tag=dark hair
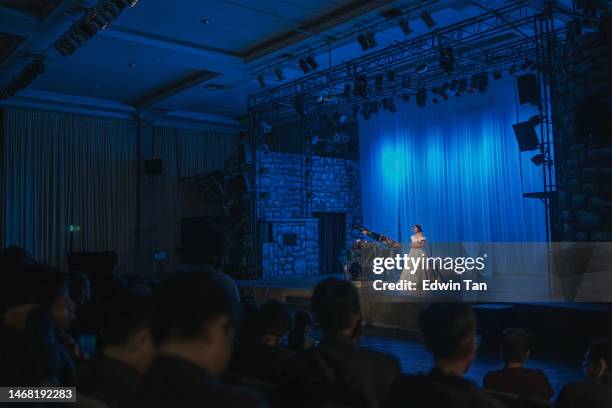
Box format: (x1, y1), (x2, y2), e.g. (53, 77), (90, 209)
(9, 264), (68, 307)
(413, 224), (423, 232)
(500, 327), (531, 363)
(152, 269), (238, 345)
(254, 300), (291, 337)
(587, 338), (612, 369)
(311, 278), (360, 334)
(419, 303), (476, 360)
(101, 287), (154, 346)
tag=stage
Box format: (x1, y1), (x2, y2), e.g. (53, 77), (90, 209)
(237, 275), (612, 338)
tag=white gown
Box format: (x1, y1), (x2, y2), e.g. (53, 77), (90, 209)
(399, 234), (431, 289)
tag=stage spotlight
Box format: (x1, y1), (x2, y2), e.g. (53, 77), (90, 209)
(274, 67), (284, 81)
(298, 58), (310, 74)
(257, 74), (266, 88)
(375, 74), (384, 93)
(382, 98), (397, 113)
(477, 72), (489, 93)
(353, 74), (367, 98)
(306, 54), (319, 70)
(357, 33), (369, 51)
(310, 136), (319, 145)
(416, 88), (427, 107)
(420, 10), (436, 29)
(342, 133), (349, 142)
(333, 132), (342, 143)
(360, 103), (371, 119)
(332, 111), (347, 124)
(531, 153), (545, 166)
(398, 15), (413, 36)
(415, 62), (428, 74)
(343, 83), (352, 98)
(365, 30), (377, 49)
(294, 94), (305, 116)
(493, 71), (503, 80)
(439, 46), (455, 75)
(2, 58), (45, 98)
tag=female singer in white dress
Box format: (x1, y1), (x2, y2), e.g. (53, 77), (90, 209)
(400, 224), (430, 288)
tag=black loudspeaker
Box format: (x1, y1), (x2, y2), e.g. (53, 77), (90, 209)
(180, 217), (224, 264)
(512, 121), (540, 152)
(144, 159), (163, 175)
(516, 74), (539, 105)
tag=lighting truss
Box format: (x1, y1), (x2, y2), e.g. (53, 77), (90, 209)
(247, 1), (552, 114)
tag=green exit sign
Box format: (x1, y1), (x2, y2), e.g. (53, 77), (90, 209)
(68, 225), (81, 232)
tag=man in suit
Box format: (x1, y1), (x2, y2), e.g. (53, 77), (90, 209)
(139, 269), (266, 407)
(387, 303), (503, 408)
(281, 278), (401, 408)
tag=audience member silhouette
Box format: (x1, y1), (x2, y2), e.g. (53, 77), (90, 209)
(483, 327), (553, 400)
(139, 269), (266, 407)
(288, 310), (314, 351)
(77, 287), (156, 408)
(556, 338), (612, 408)
(229, 300), (293, 383)
(1, 263), (76, 386)
(281, 278), (401, 408)
(387, 303), (503, 408)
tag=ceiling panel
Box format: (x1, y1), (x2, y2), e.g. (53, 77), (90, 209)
(30, 35), (201, 104)
(0, 0), (62, 19)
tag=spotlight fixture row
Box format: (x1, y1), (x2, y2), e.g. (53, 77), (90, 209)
(0, 58), (45, 100)
(55, 0), (139, 57)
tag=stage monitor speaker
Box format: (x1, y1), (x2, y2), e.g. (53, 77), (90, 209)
(144, 159), (163, 175)
(512, 121), (540, 152)
(180, 217), (224, 264)
(516, 74), (539, 105)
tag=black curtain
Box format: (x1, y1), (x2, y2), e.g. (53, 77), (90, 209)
(316, 212), (346, 275)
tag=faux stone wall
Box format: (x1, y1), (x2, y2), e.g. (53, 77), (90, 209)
(258, 151), (362, 278)
(552, 14), (612, 241)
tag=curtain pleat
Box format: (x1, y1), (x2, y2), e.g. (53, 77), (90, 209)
(151, 126), (236, 273)
(2, 109), (137, 273)
(359, 79), (546, 242)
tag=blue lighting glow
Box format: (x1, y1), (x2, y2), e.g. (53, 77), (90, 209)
(359, 79), (546, 242)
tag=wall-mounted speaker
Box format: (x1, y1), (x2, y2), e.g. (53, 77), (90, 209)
(516, 74), (539, 105)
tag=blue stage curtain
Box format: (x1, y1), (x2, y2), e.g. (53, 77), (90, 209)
(358, 79), (546, 242)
